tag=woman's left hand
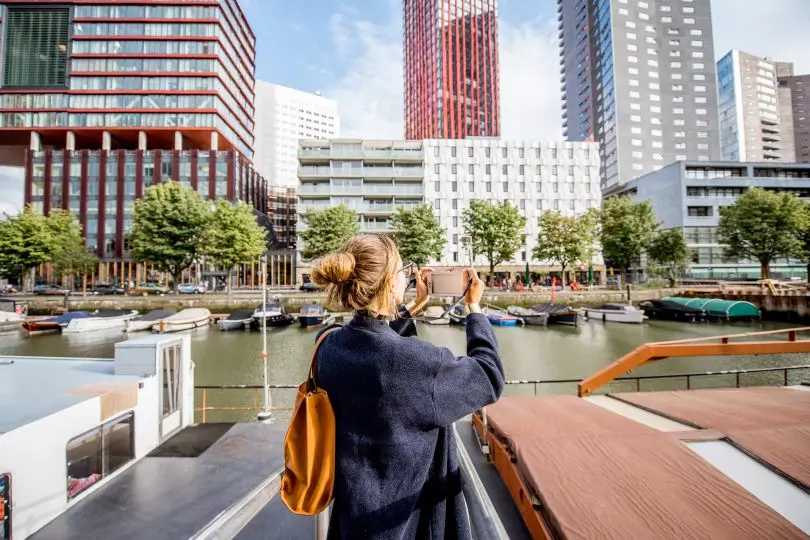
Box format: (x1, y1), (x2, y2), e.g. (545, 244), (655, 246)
(415, 268), (432, 304)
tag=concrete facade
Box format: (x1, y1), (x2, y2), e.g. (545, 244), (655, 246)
(717, 50), (796, 162)
(253, 83), (339, 187)
(781, 74), (810, 163)
(559, 0), (721, 192)
(616, 161), (810, 279)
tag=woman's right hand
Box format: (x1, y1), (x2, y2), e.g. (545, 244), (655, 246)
(463, 268), (485, 305)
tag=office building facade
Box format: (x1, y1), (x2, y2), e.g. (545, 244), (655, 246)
(0, 0), (255, 158)
(781, 74), (810, 162)
(403, 0), (500, 140)
(616, 161), (810, 279)
(559, 0), (721, 193)
(717, 50), (795, 162)
(253, 82), (339, 187)
(423, 139), (602, 275)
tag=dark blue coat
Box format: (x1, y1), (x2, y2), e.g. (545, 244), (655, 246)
(316, 311), (504, 539)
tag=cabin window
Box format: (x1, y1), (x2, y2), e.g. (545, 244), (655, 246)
(1, 473), (10, 540)
(66, 412), (134, 500)
(162, 345), (181, 419)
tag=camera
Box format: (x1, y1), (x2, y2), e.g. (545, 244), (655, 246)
(429, 271), (468, 296)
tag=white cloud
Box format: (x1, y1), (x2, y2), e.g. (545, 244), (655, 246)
(711, 0), (810, 72)
(0, 166), (24, 216)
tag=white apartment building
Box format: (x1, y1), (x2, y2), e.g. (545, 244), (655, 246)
(423, 139), (602, 272)
(254, 82), (339, 187)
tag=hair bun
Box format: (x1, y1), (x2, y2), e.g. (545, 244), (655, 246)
(311, 252), (356, 286)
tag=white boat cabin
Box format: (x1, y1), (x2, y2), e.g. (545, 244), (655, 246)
(0, 335), (194, 539)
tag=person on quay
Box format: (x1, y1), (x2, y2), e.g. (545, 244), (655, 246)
(310, 233), (504, 540)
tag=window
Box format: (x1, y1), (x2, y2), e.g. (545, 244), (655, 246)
(468, 147), (474, 157)
(452, 199), (458, 210)
(683, 5), (694, 12)
(696, 108), (707, 115)
(434, 200), (441, 210)
(520, 182), (525, 193)
(688, 206), (712, 217)
(630, 91), (641, 98)
(536, 165), (541, 175)
(568, 166), (575, 176)
(648, 59), (659, 67)
(631, 127), (642, 134)
(629, 67), (639, 75)
(468, 181), (474, 192)
(628, 55), (638, 63)
(537, 200), (543, 210)
(619, 7), (629, 14)
(627, 32), (637, 40)
(502, 147), (508, 158)
(485, 164), (491, 175)
(502, 182), (508, 193)
(630, 103), (641, 110)
(453, 252), (458, 263)
(567, 148), (574, 159)
(519, 148), (525, 158)
(695, 85), (706, 92)
(639, 12), (649, 20)
(670, 50), (681, 57)
(693, 73), (706, 81)
(661, 4), (671, 11)
(519, 165), (525, 176)
(627, 43), (638, 52)
(451, 181), (458, 192)
(684, 17), (695, 24)
(631, 115), (642, 122)
(486, 182), (492, 192)
(502, 165), (508, 175)
(451, 147), (456, 157)
(554, 200), (560, 210)
(451, 164), (457, 174)
(632, 139), (643, 146)
(633, 151), (643, 158)
(520, 200), (526, 210)
(553, 182), (559, 193)
(629, 79), (640, 86)
(66, 413), (134, 500)
(453, 216), (458, 227)
(434, 181), (440, 192)
(433, 147), (440, 157)
(633, 164), (644, 171)
(692, 62), (704, 69)
(453, 233), (458, 244)
(692, 51), (704, 58)
(569, 200), (576, 210)
(468, 164), (474, 174)
(689, 29), (701, 36)
(569, 183), (575, 193)
(691, 40), (703, 47)
(674, 107), (684, 114)
(626, 21), (636, 29)
(433, 164), (439, 174)
(671, 61), (682, 68)
(485, 147), (491, 158)
(661, 16), (671, 22)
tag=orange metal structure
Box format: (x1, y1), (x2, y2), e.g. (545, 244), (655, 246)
(578, 327), (810, 397)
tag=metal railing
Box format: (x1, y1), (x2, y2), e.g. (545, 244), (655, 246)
(194, 364), (810, 422)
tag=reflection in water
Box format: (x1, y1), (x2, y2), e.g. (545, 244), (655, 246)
(1, 318), (808, 420)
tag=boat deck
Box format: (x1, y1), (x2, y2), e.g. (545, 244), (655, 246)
(473, 387), (810, 538)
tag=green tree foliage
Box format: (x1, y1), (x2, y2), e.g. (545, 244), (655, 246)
(648, 229), (691, 287)
(600, 196), (658, 281)
(130, 182), (211, 286)
(797, 201), (810, 281)
(390, 204), (446, 266)
(0, 206), (90, 289)
(462, 200), (527, 277)
(204, 200), (267, 293)
(718, 187), (809, 279)
(533, 211), (595, 286)
(300, 205), (359, 261)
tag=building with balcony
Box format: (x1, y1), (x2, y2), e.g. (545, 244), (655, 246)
(424, 139), (603, 279)
(559, 0), (721, 192)
(0, 0), (256, 163)
(615, 161), (810, 279)
(718, 50), (795, 162)
(253, 82), (339, 187)
(781, 72), (810, 163)
(403, 0), (500, 139)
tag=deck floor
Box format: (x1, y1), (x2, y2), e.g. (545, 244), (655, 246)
(482, 392), (808, 539)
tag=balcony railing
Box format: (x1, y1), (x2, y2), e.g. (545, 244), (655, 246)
(363, 204), (395, 213)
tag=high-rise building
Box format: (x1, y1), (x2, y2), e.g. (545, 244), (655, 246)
(559, 0), (721, 193)
(403, 0), (500, 140)
(781, 74), (810, 162)
(253, 82), (339, 187)
(0, 0), (255, 158)
(717, 51), (795, 162)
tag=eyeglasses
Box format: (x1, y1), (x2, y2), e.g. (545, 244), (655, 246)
(398, 261), (416, 277)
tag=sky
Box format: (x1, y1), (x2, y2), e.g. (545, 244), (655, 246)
(2, 0), (810, 213)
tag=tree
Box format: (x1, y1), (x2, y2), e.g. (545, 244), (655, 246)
(390, 204), (446, 266)
(600, 196), (658, 282)
(462, 200), (527, 277)
(648, 229), (691, 287)
(130, 182), (211, 287)
(798, 201), (810, 281)
(0, 206), (88, 290)
(718, 187), (809, 279)
(300, 205), (359, 261)
(203, 200), (267, 293)
(533, 211), (594, 287)
(52, 238), (98, 293)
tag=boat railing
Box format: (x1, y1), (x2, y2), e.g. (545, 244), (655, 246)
(578, 326), (810, 396)
(195, 384), (297, 423)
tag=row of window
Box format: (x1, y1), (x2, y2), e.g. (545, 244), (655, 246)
(433, 180), (594, 194)
(71, 58), (216, 74)
(75, 4), (216, 19)
(432, 146), (591, 160)
(432, 198), (597, 211)
(432, 163), (595, 176)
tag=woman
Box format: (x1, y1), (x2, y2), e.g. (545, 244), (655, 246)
(311, 233), (504, 540)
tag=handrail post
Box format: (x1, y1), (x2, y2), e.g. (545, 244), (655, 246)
(201, 388), (207, 423)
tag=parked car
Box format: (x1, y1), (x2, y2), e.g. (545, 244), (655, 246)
(132, 282), (169, 296)
(90, 283), (126, 295)
(177, 282), (206, 294)
(299, 282), (320, 292)
(32, 284), (71, 296)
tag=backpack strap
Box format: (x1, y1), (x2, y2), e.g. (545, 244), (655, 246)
(308, 326), (341, 391)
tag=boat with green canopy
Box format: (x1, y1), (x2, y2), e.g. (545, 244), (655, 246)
(663, 297), (761, 321)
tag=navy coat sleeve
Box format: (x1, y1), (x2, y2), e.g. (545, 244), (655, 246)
(431, 313), (504, 427)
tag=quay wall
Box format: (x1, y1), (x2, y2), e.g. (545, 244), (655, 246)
(20, 288), (680, 314)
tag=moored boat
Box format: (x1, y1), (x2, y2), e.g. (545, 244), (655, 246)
(420, 305), (450, 325)
(0, 299), (25, 333)
(663, 297), (761, 321)
(581, 303), (645, 324)
(296, 304), (334, 329)
(152, 308), (211, 333)
(250, 302), (293, 330)
(531, 304), (579, 326)
(125, 309), (177, 333)
(482, 305), (522, 326)
(22, 312), (92, 335)
(639, 299), (709, 322)
(218, 310), (254, 331)
(63, 310), (139, 334)
(507, 306), (549, 326)
(447, 304), (467, 325)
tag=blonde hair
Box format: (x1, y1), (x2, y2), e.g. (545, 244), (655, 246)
(311, 234), (400, 319)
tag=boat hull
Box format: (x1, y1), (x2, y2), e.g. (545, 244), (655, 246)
(507, 307), (549, 326)
(251, 314), (293, 330)
(63, 311), (138, 334)
(488, 317), (519, 326)
(153, 319), (209, 333)
(218, 318), (251, 331)
(22, 321), (61, 334)
(581, 308), (645, 324)
(299, 314), (335, 329)
(547, 313), (579, 326)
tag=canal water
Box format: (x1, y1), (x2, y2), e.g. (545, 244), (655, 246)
(2, 318), (808, 421)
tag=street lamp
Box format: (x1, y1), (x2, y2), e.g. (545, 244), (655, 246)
(257, 253), (272, 422)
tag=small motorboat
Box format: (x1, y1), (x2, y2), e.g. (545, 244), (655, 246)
(219, 310), (254, 331)
(638, 300), (709, 322)
(447, 304), (467, 325)
(482, 305), (522, 327)
(0, 299), (24, 333)
(507, 306), (549, 326)
(63, 310), (139, 334)
(251, 302), (293, 330)
(531, 304), (579, 326)
(420, 305), (450, 325)
(22, 312), (92, 335)
(296, 305), (334, 329)
(125, 309), (177, 333)
(581, 304), (645, 324)
(152, 308), (211, 333)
